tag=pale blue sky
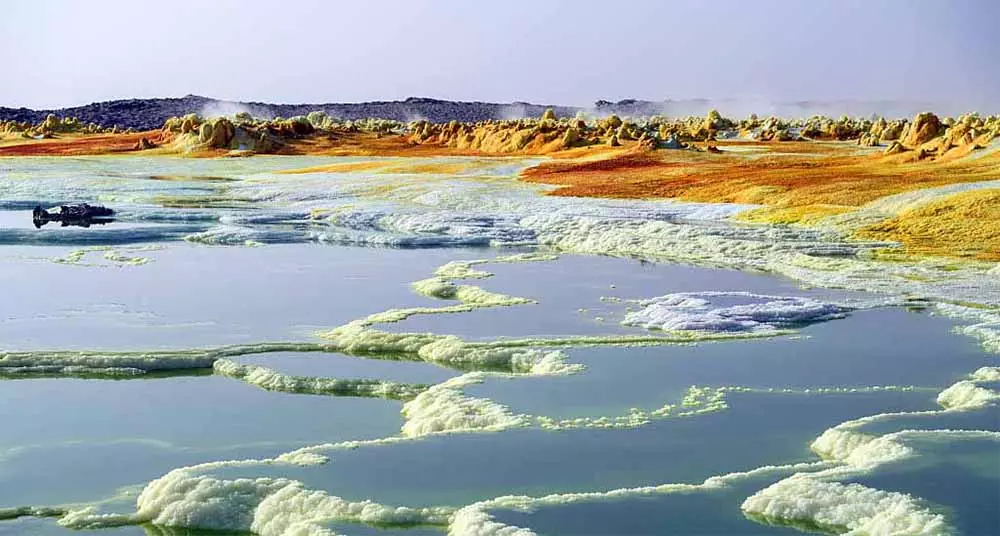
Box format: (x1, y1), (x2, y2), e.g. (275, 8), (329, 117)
(1, 0), (997, 111)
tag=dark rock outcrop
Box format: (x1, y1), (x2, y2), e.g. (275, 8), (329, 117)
(0, 95), (579, 131)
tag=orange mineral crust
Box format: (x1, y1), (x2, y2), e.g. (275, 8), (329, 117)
(520, 143), (1000, 209)
(0, 131), (165, 156)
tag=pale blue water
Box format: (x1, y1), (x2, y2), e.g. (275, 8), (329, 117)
(489, 475), (808, 535)
(0, 155), (995, 535)
(209, 390), (936, 507)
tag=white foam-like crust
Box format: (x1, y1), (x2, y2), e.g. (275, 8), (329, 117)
(740, 374), (1000, 535)
(621, 291), (848, 333)
(970, 366), (1000, 382)
(401, 373), (528, 437)
(447, 460), (831, 536)
(53, 245), (161, 267)
(811, 377), (999, 465)
(933, 303), (1000, 354)
(0, 254), (558, 377)
(213, 358), (427, 400)
(411, 277), (535, 307)
(0, 349), (217, 375)
(0, 342), (341, 376)
(743, 429), (1000, 536)
(0, 506), (66, 521)
(60, 388), (993, 536)
(71, 469), (455, 535)
(936, 380), (1000, 410)
(741, 474), (952, 535)
(433, 253), (560, 281)
(449, 504), (536, 536)
(520, 212), (1000, 307)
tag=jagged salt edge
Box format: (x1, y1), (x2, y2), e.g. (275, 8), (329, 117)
(740, 374), (1000, 535)
(213, 359), (428, 400)
(26, 251), (987, 534)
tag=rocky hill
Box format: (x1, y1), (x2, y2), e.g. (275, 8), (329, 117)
(0, 95), (580, 131)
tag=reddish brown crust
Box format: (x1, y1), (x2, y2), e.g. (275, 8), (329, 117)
(0, 131), (166, 156)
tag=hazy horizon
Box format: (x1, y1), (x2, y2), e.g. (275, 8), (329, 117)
(2, 0), (998, 113)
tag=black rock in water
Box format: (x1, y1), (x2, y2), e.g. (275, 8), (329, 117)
(33, 204), (115, 229)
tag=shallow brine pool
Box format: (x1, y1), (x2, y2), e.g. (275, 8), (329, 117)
(0, 155), (996, 535)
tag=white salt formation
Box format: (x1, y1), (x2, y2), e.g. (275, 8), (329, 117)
(622, 291), (849, 333)
(741, 373), (1000, 535)
(742, 475), (953, 535)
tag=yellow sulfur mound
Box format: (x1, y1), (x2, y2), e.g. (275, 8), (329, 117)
(855, 189), (1000, 261)
(737, 204), (853, 225)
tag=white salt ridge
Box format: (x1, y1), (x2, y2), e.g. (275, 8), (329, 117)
(519, 211), (1000, 307)
(0, 254), (560, 378)
(313, 229), (494, 248)
(936, 380), (1000, 410)
(0, 349), (218, 375)
(320, 319), (774, 375)
(741, 375), (1000, 535)
(213, 358), (428, 400)
(52, 244), (163, 267)
(433, 252), (559, 280)
(0, 226), (197, 246)
(0, 342), (340, 376)
(67, 470), (455, 536)
(411, 277), (535, 307)
(54, 380), (940, 536)
(934, 303), (1000, 354)
(932, 303), (1000, 353)
(401, 373), (528, 437)
(448, 459), (832, 536)
(185, 225), (303, 245)
(742, 474), (953, 536)
(622, 291), (849, 333)
(970, 366), (1000, 382)
(743, 429), (1000, 536)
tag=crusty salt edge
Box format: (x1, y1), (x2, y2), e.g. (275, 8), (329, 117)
(620, 290), (852, 333)
(13, 245), (999, 533)
(51, 380), (935, 535)
(433, 252), (560, 280)
(740, 374), (1000, 535)
(213, 358), (428, 401)
(741, 429), (1000, 536)
(53, 245), (163, 267)
(519, 213), (1000, 307)
(536, 385), (923, 431)
(933, 303), (1000, 354)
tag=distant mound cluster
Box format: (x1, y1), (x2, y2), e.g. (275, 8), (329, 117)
(880, 112), (1000, 159)
(400, 109), (1000, 158)
(0, 113), (124, 140)
(3, 95), (997, 162)
(156, 112), (407, 153)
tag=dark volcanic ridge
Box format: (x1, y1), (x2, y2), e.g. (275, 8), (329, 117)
(0, 95), (976, 132)
(0, 96), (578, 131)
